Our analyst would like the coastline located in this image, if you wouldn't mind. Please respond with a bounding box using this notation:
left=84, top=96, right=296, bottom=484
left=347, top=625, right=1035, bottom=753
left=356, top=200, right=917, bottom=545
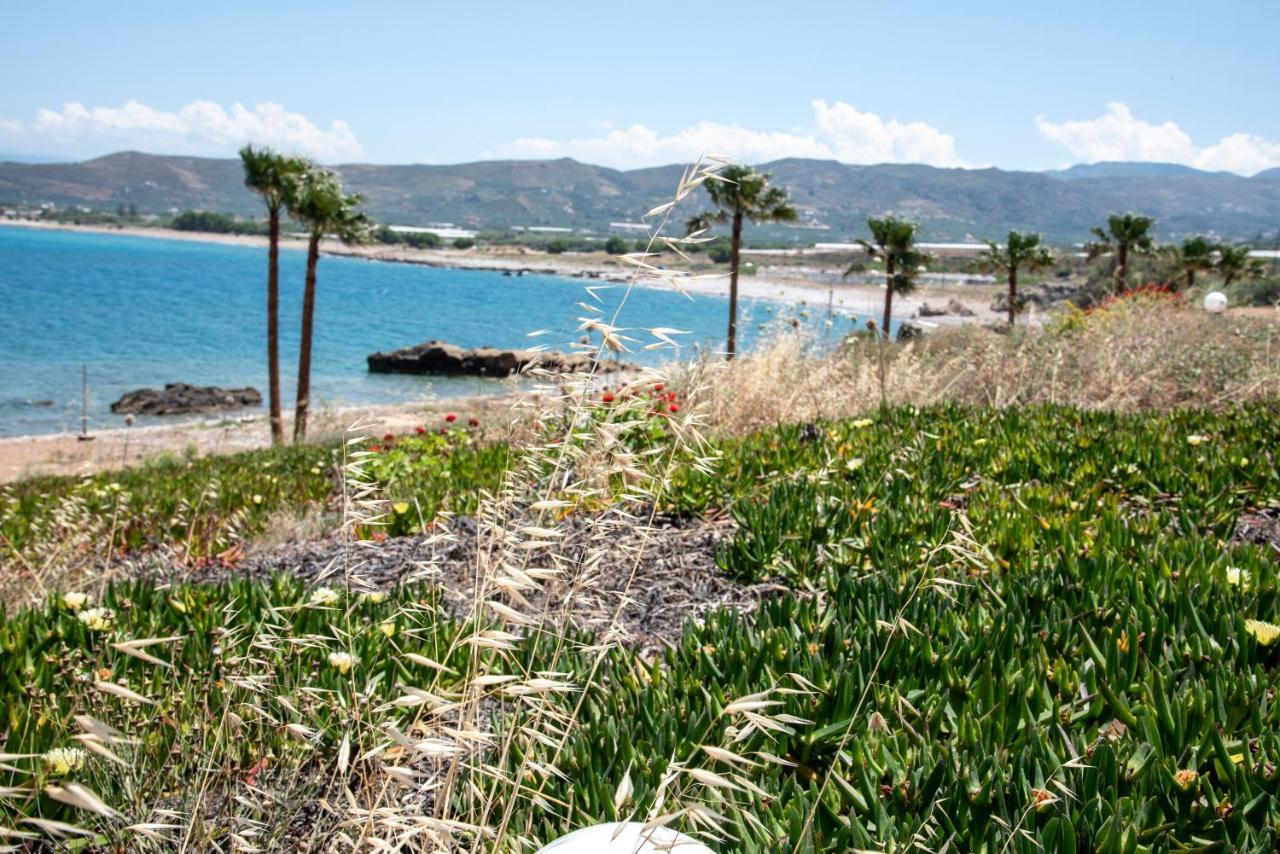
left=0, top=219, right=1002, bottom=325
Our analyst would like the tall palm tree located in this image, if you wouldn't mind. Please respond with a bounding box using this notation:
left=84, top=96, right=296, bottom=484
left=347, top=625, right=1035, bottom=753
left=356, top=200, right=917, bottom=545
left=1216, top=244, right=1266, bottom=286
left=240, top=145, right=307, bottom=445
left=849, top=216, right=931, bottom=335
left=286, top=167, right=369, bottom=442
left=687, top=165, right=796, bottom=359
left=978, top=231, right=1055, bottom=326
left=1086, top=213, right=1156, bottom=291
left=1169, top=236, right=1216, bottom=290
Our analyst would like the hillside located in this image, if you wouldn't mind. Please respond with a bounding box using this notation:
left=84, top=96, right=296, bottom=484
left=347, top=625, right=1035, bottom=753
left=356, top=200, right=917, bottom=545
left=2, top=151, right=1278, bottom=243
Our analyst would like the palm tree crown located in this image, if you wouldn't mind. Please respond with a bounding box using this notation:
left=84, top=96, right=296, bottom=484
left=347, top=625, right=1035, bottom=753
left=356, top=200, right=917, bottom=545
left=686, top=165, right=796, bottom=359
left=849, top=216, right=931, bottom=335
left=1216, top=244, right=1266, bottom=286
left=1170, top=236, right=1216, bottom=290
left=1087, top=213, right=1156, bottom=290
left=978, top=231, right=1054, bottom=325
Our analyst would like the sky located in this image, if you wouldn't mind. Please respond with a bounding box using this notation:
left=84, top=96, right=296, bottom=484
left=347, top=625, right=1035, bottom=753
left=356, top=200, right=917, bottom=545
left=3, top=0, right=1280, bottom=174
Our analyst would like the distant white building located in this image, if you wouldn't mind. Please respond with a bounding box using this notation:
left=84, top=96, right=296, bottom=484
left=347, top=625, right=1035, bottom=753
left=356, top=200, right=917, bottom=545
left=388, top=224, right=476, bottom=240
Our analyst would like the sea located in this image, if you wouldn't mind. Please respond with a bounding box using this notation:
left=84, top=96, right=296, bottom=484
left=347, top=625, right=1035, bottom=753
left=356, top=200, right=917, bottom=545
left=0, top=225, right=869, bottom=438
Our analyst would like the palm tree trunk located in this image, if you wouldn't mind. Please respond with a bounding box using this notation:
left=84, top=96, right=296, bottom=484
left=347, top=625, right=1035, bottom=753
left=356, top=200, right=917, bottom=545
left=1007, top=265, right=1018, bottom=326
left=1186, top=269, right=1195, bottom=291
left=1116, top=242, right=1129, bottom=291
left=881, top=257, right=895, bottom=336
left=294, top=234, right=320, bottom=443
left=266, top=208, right=283, bottom=445
left=726, top=211, right=743, bottom=360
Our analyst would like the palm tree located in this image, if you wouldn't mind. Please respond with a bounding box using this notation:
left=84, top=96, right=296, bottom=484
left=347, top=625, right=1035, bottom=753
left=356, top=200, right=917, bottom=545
left=240, top=145, right=308, bottom=445
left=978, top=231, right=1055, bottom=326
left=849, top=216, right=931, bottom=336
left=1216, top=244, right=1266, bottom=286
left=1086, top=213, right=1156, bottom=291
left=286, top=167, right=369, bottom=442
left=1169, top=236, right=1216, bottom=290
left=687, top=165, right=796, bottom=359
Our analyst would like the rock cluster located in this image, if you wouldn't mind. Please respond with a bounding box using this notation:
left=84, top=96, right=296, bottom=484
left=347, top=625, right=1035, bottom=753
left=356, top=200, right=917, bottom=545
left=367, top=340, right=633, bottom=377
left=111, top=383, right=262, bottom=416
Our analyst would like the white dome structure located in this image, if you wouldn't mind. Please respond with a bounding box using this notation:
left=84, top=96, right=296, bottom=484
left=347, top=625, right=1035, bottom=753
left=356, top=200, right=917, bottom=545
left=1204, top=291, right=1228, bottom=313
left=536, top=821, right=713, bottom=853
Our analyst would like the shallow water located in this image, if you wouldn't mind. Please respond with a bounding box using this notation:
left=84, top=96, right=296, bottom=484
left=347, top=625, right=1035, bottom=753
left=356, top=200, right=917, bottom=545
left=0, top=226, right=858, bottom=437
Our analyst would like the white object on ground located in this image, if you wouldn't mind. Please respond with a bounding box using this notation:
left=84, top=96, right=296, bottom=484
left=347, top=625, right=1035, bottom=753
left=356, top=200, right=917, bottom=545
left=1204, top=291, right=1228, bottom=313
left=536, top=822, right=713, bottom=853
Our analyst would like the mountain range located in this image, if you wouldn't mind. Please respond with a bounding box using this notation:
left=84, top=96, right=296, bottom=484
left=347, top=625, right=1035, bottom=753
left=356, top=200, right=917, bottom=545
left=2, top=151, right=1278, bottom=244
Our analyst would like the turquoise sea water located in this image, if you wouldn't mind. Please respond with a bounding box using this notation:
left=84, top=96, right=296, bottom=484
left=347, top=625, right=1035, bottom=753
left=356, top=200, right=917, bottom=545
left=0, top=226, right=851, bottom=438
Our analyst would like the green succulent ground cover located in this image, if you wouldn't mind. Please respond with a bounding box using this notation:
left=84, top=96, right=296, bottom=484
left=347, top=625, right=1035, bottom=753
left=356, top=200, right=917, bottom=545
left=4, top=403, right=1280, bottom=849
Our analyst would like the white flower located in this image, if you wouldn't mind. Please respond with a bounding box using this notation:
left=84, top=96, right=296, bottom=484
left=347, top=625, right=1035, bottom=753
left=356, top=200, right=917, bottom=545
left=327, top=651, right=355, bottom=674
left=379, top=620, right=396, bottom=638
left=845, top=458, right=864, bottom=471
left=1186, top=434, right=1209, bottom=446
left=62, top=592, right=89, bottom=611
left=359, top=591, right=386, bottom=605
left=310, top=587, right=341, bottom=606
left=43, top=747, right=87, bottom=775
left=1226, top=567, right=1252, bottom=589
left=77, top=608, right=114, bottom=632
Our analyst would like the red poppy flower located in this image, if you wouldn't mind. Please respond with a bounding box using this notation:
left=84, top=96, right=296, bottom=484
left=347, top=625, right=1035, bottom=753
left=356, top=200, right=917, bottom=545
left=602, top=391, right=615, bottom=403
left=468, top=417, right=479, bottom=427
left=415, top=425, right=426, bottom=435
left=369, top=444, right=382, bottom=452
left=669, top=403, right=680, bottom=413
left=383, top=432, right=395, bottom=442
left=654, top=383, right=664, bottom=392
left=445, top=413, right=457, bottom=423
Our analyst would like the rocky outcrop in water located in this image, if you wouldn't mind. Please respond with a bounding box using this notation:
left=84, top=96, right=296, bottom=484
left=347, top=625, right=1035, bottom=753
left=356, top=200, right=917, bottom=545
left=367, top=340, right=634, bottom=377
left=111, top=383, right=262, bottom=416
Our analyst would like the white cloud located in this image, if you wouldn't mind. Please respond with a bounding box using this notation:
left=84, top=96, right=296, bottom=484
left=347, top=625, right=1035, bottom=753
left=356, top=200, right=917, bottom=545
left=1036, top=102, right=1280, bottom=175
left=0, top=100, right=363, bottom=162
left=501, top=99, right=968, bottom=169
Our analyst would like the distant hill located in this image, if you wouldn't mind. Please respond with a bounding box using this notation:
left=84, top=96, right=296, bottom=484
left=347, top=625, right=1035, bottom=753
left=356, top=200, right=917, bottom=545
left=2, top=151, right=1278, bottom=244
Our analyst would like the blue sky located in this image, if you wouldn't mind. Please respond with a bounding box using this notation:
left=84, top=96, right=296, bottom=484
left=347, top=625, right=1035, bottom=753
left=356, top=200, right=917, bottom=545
left=3, top=0, right=1279, bottom=173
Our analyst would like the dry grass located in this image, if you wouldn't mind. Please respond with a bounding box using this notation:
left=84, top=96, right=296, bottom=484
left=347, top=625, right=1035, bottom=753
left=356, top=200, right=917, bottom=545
left=686, top=298, right=1280, bottom=435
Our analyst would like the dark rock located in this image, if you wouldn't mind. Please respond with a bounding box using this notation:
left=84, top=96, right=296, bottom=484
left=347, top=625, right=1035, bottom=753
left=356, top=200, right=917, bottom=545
left=916, top=301, right=948, bottom=317
left=367, top=340, right=634, bottom=377
left=945, top=299, right=976, bottom=317
left=111, top=383, right=262, bottom=416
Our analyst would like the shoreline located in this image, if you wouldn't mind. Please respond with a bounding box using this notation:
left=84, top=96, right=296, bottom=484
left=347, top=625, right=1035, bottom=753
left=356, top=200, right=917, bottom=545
left=0, top=219, right=1003, bottom=324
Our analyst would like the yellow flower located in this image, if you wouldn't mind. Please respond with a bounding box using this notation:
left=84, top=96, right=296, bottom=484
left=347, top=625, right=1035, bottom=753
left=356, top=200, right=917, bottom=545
left=1239, top=457, right=1249, bottom=467
left=359, top=591, right=386, bottom=605
left=43, top=747, right=87, bottom=776
left=310, top=466, right=322, bottom=476
left=1186, top=434, right=1208, bottom=446
left=1245, top=619, right=1280, bottom=646
left=701, top=644, right=716, bottom=656
left=846, top=458, right=864, bottom=471
left=77, top=608, right=114, bottom=632
left=807, top=642, right=820, bottom=655
left=327, top=651, right=355, bottom=674
left=310, top=587, right=340, bottom=606
left=1173, top=769, right=1198, bottom=791
left=393, top=501, right=410, bottom=515
left=851, top=418, right=874, bottom=429
left=252, top=494, right=264, bottom=505
left=973, top=438, right=989, bottom=447
left=379, top=620, right=396, bottom=638
left=1116, top=632, right=1130, bottom=654
left=62, top=592, right=88, bottom=612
